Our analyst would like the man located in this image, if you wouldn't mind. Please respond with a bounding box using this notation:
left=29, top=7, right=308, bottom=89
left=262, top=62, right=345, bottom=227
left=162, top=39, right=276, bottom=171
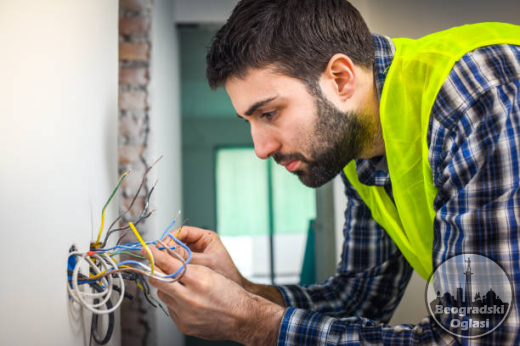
left=147, top=0, right=520, bottom=344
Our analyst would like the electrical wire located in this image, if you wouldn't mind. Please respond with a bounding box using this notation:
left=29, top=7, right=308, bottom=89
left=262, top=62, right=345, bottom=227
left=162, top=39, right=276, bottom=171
left=104, top=156, right=162, bottom=240
left=93, top=170, right=130, bottom=248
left=102, top=180, right=158, bottom=248
left=129, top=222, right=154, bottom=275
left=159, top=210, right=181, bottom=240
left=68, top=156, right=189, bottom=344
left=89, top=280, right=115, bottom=345
left=68, top=225, right=191, bottom=315
left=68, top=271, right=116, bottom=345
left=68, top=252, right=125, bottom=315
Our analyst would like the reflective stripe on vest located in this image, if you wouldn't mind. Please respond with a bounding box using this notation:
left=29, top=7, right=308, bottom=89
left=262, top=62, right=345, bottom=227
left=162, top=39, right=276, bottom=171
left=344, top=23, right=520, bottom=280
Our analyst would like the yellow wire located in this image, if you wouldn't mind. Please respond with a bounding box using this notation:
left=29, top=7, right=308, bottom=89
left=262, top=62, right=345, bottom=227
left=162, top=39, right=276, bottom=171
left=96, top=212, right=106, bottom=247
left=94, top=170, right=130, bottom=247
left=88, top=264, right=133, bottom=281
left=173, top=218, right=188, bottom=238
left=129, top=222, right=155, bottom=275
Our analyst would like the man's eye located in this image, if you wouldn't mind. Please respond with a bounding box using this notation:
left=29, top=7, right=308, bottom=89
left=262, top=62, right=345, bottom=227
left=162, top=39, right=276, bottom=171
left=261, top=111, right=276, bottom=120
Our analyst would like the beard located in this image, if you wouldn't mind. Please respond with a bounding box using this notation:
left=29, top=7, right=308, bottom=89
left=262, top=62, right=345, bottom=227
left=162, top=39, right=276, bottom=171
left=274, top=85, right=373, bottom=188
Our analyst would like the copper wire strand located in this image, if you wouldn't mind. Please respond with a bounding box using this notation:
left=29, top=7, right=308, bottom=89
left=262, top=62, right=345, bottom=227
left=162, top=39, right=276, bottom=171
left=105, top=156, right=162, bottom=236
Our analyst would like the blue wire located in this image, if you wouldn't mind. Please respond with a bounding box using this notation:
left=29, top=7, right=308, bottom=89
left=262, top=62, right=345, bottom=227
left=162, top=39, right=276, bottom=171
left=159, top=219, right=177, bottom=241
left=168, top=233, right=192, bottom=265
left=96, top=240, right=177, bottom=253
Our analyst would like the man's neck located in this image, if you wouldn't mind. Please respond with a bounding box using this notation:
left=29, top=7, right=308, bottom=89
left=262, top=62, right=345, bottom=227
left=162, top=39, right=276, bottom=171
left=357, top=67, right=385, bottom=159
left=360, top=34, right=396, bottom=159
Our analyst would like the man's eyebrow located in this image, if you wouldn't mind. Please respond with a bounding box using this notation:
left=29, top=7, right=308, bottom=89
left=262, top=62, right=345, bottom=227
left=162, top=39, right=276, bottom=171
left=242, top=96, right=277, bottom=117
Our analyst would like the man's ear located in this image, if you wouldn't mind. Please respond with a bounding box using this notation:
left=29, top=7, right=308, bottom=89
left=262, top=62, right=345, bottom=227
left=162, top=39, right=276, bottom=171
left=321, top=53, right=356, bottom=101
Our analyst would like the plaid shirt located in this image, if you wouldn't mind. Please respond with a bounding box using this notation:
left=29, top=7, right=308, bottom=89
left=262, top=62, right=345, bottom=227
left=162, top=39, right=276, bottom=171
left=276, top=33, right=520, bottom=345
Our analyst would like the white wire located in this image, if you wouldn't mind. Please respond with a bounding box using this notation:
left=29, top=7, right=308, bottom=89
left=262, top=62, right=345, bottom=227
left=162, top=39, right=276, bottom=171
left=86, top=254, right=114, bottom=308
left=68, top=251, right=125, bottom=315
left=70, top=253, right=108, bottom=313
left=76, top=254, right=112, bottom=301
left=72, top=253, right=113, bottom=309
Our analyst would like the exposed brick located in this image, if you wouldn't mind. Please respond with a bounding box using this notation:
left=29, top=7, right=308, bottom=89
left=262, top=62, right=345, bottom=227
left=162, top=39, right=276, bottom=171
left=119, top=42, right=149, bottom=61
left=122, top=195, right=146, bottom=218
left=123, top=280, right=139, bottom=297
left=119, top=144, right=145, bottom=164
left=120, top=166, right=150, bottom=198
left=122, top=183, right=149, bottom=200
left=120, top=16, right=150, bottom=36
left=120, top=0, right=152, bottom=12
left=119, top=67, right=148, bottom=85
left=121, top=299, right=149, bottom=344
left=118, top=0, right=154, bottom=342
left=119, top=115, right=145, bottom=137
left=122, top=334, right=145, bottom=346
left=119, top=91, right=147, bottom=111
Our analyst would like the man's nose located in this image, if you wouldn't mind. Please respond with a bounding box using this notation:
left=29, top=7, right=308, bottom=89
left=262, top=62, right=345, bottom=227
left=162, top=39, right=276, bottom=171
left=251, top=126, right=281, bottom=160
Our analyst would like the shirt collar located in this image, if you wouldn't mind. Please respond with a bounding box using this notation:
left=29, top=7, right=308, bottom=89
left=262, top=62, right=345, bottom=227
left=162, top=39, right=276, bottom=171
left=372, top=33, right=395, bottom=101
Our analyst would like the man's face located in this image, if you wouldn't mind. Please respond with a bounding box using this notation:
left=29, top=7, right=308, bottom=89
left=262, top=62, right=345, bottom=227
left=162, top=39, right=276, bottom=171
left=225, top=68, right=373, bottom=188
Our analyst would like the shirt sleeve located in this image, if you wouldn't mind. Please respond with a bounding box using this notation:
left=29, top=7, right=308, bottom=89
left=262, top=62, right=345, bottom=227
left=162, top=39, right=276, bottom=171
left=277, top=308, right=444, bottom=345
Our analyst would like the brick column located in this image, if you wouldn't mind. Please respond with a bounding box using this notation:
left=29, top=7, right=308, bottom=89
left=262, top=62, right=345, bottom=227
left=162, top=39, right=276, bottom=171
left=119, top=0, right=156, bottom=345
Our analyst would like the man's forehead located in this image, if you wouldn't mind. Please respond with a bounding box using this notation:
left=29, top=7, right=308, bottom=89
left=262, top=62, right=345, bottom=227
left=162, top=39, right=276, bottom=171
left=225, top=67, right=279, bottom=92
left=225, top=68, right=306, bottom=115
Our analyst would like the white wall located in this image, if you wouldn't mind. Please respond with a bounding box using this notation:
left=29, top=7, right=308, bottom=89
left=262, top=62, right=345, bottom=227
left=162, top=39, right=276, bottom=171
left=334, top=0, right=520, bottom=326
left=0, top=1, right=118, bottom=345
left=149, top=0, right=184, bottom=345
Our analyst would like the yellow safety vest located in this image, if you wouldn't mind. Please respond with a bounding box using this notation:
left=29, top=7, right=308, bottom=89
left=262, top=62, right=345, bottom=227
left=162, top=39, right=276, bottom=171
left=343, top=23, right=520, bottom=280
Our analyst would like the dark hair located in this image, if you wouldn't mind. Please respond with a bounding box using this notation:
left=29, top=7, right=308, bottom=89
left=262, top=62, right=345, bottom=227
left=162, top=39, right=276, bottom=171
left=206, top=0, right=374, bottom=90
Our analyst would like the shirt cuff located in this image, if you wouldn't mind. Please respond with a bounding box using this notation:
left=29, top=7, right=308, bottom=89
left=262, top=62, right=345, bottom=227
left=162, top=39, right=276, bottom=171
left=275, top=284, right=313, bottom=310
left=276, top=307, right=335, bottom=346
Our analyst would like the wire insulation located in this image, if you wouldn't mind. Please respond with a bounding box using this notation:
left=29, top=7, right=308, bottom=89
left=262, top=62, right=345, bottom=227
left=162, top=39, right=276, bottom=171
left=94, top=170, right=130, bottom=247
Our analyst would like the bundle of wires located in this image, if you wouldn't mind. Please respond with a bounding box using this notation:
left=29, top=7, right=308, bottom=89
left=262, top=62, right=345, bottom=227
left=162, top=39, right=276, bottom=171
left=67, top=157, right=191, bottom=344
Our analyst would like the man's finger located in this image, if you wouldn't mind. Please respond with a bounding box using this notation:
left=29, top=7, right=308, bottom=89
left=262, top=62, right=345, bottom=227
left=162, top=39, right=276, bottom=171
left=188, top=252, right=215, bottom=268
left=158, top=238, right=190, bottom=260
left=145, top=246, right=186, bottom=279
left=169, top=251, right=208, bottom=267
left=172, top=226, right=215, bottom=251
left=172, top=243, right=190, bottom=260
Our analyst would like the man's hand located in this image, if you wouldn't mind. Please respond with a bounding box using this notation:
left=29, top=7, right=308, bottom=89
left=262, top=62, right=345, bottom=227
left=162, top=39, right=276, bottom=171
left=167, top=226, right=286, bottom=306
left=166, top=226, right=246, bottom=286
left=147, top=245, right=285, bottom=345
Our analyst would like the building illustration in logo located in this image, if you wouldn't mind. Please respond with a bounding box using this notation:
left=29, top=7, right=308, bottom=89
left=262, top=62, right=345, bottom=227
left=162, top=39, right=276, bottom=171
left=428, top=256, right=511, bottom=338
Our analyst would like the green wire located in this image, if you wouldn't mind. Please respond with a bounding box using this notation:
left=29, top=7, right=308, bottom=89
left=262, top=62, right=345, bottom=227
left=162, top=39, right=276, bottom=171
left=94, top=170, right=131, bottom=246
left=102, top=170, right=130, bottom=212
